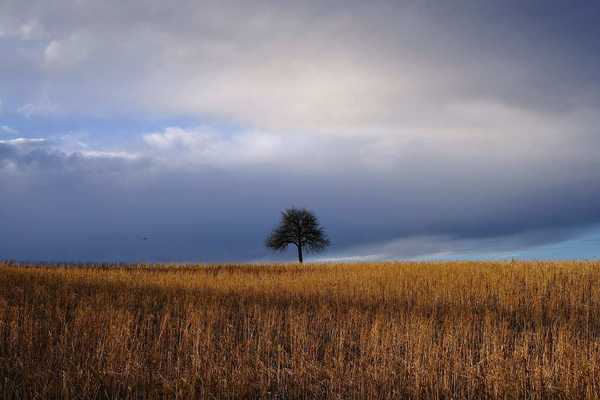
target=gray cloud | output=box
[0,1,599,261]
[1,131,599,262]
[1,1,599,125]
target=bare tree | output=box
[265,207,330,263]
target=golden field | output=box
[1,261,600,399]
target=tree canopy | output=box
[265,207,329,263]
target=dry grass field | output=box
[1,260,600,399]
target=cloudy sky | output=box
[1,0,599,262]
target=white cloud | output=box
[0,137,46,146]
[0,135,137,161]
[143,127,212,150]
[0,18,44,40]
[18,20,43,40]
[79,150,138,160]
[17,101,58,117]
[143,127,306,168]
[1,126,18,134]
[44,34,90,69]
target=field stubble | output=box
[1,261,600,399]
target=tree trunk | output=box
[297,244,303,263]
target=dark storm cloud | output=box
[1,134,599,262]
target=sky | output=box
[1,0,599,263]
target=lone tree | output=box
[266,207,330,263]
